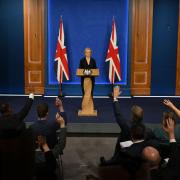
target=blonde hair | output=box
[84,48,92,54]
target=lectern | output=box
[76,68,99,116]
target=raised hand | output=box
[55,97,64,112]
[162,118,175,139]
[55,97,63,107]
[29,93,34,100]
[163,99,180,118]
[163,99,174,109]
[113,86,122,99]
[56,112,65,128]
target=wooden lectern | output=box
[76,68,99,116]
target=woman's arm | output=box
[163,99,180,117]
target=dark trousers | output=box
[81,77,95,97]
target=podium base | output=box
[78,110,97,117]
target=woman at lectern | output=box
[79,48,97,96]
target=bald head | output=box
[142,146,161,170]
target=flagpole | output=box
[108,82,114,98]
[58,82,63,97]
[106,16,121,97]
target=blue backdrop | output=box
[46,0,129,95]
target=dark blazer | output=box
[35,151,57,180]
[101,139,162,180]
[31,112,67,149]
[113,100,156,155]
[0,98,33,139]
[102,140,154,166]
[79,57,97,95]
[79,57,97,69]
[35,127,67,180]
[101,140,153,179]
[113,101,155,141]
[150,142,180,180]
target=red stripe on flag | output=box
[55,18,70,83]
[108,41,121,77]
[55,42,70,78]
[105,18,122,83]
[111,66,114,84]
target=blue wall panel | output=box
[0,0,24,94]
[151,0,179,95]
[46,0,129,95]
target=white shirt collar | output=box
[133,139,144,144]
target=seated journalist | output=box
[0,93,34,139]
[112,86,155,154]
[34,112,67,180]
[31,97,67,149]
[142,118,180,180]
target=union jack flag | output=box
[55,17,70,83]
[105,18,122,84]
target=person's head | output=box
[37,103,49,118]
[84,48,92,58]
[131,105,143,123]
[0,103,12,115]
[131,123,145,142]
[142,146,161,170]
[162,111,177,127]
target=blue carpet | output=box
[0,96,179,124]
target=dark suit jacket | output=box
[35,127,67,180]
[31,112,67,149]
[35,127,67,159]
[79,57,97,95]
[103,140,155,166]
[79,57,97,80]
[35,151,57,180]
[101,140,155,180]
[0,98,33,139]
[79,57,97,69]
[150,142,180,180]
[113,101,155,142]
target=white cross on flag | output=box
[105,19,122,84]
[55,17,70,83]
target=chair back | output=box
[98,165,129,180]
